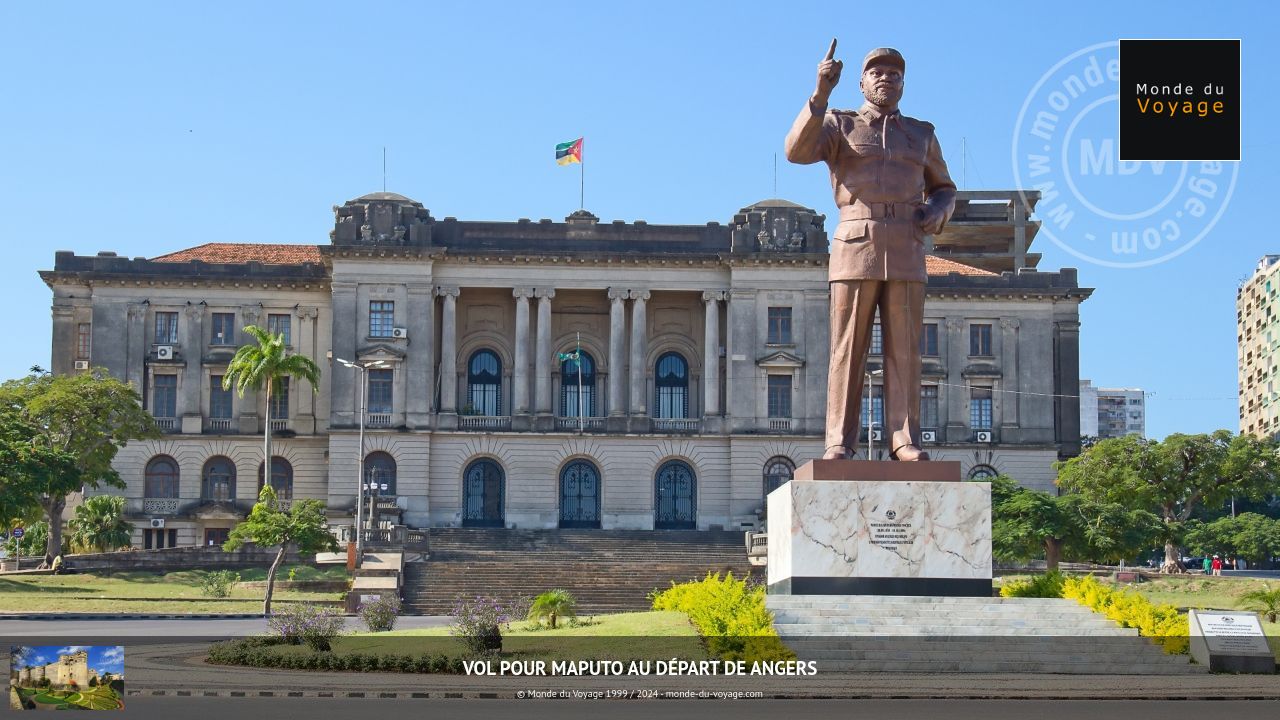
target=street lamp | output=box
[335,357,387,561]
[865,368,883,459]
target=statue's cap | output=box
[862,47,905,73]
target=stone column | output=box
[943,316,966,442]
[237,304,263,434]
[437,286,459,427]
[125,303,147,394]
[702,291,723,418]
[296,306,319,434]
[628,289,650,421]
[180,303,204,433]
[50,305,75,376]
[534,288,556,423]
[406,284,435,429]
[999,318,1020,432]
[607,288,627,425]
[329,282,357,427]
[513,288,533,416]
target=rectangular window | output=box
[921,386,939,429]
[767,374,792,418]
[153,375,177,417]
[154,312,178,344]
[368,369,393,414]
[970,387,993,430]
[76,323,91,359]
[211,313,235,346]
[861,385,884,429]
[970,323,993,356]
[270,377,289,420]
[870,322,883,355]
[920,323,939,356]
[767,307,792,344]
[210,375,232,419]
[267,313,292,346]
[369,301,394,337]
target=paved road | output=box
[114,698,1280,720]
[1,615,451,637]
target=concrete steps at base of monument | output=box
[767,595,1206,674]
[402,528,755,615]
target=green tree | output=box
[223,485,337,616]
[989,476,1081,571]
[528,589,578,629]
[66,495,134,553]
[222,326,321,487]
[0,368,158,565]
[1185,513,1280,566]
[1057,431,1280,572]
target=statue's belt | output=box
[840,201,920,221]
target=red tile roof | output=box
[151,243,322,265]
[926,256,996,276]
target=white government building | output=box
[40,190,1090,548]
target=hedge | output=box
[206,637,465,673]
[1062,575,1188,654]
[650,572,794,662]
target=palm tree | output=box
[1241,584,1280,623]
[223,326,321,498]
[66,495,132,553]
[528,589,578,629]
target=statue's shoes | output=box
[890,445,930,462]
[822,446,852,460]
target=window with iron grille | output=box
[920,385,939,428]
[154,312,178,344]
[870,322,883,355]
[655,352,689,419]
[369,301,394,337]
[767,307,792,344]
[76,323,91,359]
[368,369,393,414]
[970,324,993,356]
[467,350,502,415]
[270,377,289,420]
[267,313,291,345]
[763,456,795,496]
[211,313,235,346]
[767,374,792,418]
[153,375,177,417]
[920,323,938,356]
[560,351,597,417]
[970,387,993,429]
[210,375,232,419]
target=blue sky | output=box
[13,646,125,676]
[1,1,1274,439]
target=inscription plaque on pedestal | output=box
[1188,610,1276,673]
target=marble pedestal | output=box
[767,460,992,596]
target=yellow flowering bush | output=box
[1062,575,1188,654]
[651,572,794,661]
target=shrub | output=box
[1240,584,1280,623]
[651,572,793,662]
[999,571,1066,598]
[267,604,345,652]
[206,638,464,673]
[199,570,241,599]
[1063,575,1187,654]
[450,595,510,655]
[359,594,403,633]
[528,589,578,629]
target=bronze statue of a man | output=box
[785,40,956,462]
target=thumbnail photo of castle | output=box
[9,646,124,711]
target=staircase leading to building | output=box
[767,595,1205,674]
[402,528,754,615]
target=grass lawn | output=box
[0,566,347,613]
[14,685,123,710]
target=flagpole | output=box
[579,138,585,210]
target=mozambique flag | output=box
[555,137,583,166]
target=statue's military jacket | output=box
[785,101,957,282]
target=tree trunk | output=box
[1044,538,1062,572]
[263,544,286,617]
[263,376,273,494]
[1160,539,1180,574]
[41,497,66,567]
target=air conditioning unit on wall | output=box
[391,327,408,339]
[73,360,89,370]
[156,346,174,360]
[150,518,165,529]
[976,431,993,443]
[871,429,883,441]
[921,430,936,443]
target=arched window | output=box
[144,456,179,498]
[257,457,293,500]
[462,458,504,527]
[654,459,696,529]
[365,451,397,495]
[763,456,795,497]
[202,456,236,502]
[560,350,597,417]
[467,350,502,416]
[655,352,689,419]
[559,459,601,528]
[967,464,999,480]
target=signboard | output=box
[12,528,24,539]
[1188,610,1275,673]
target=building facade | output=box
[14,651,95,689]
[1079,379,1146,439]
[1238,255,1280,438]
[41,190,1091,547]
